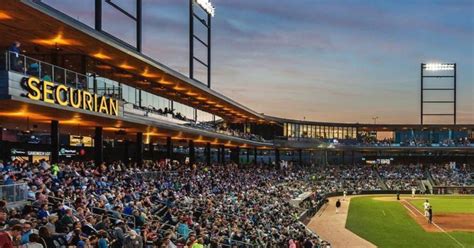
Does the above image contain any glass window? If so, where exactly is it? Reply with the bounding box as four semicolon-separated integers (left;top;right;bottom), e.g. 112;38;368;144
197;110;214;123
173;101;195;121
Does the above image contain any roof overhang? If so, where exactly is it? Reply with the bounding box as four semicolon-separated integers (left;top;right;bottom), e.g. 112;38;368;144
0;0;267;123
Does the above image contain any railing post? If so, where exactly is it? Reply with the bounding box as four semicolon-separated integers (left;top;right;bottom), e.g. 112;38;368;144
4;51;8;71
52;65;55;83
38;59;42;79
23;54;26;74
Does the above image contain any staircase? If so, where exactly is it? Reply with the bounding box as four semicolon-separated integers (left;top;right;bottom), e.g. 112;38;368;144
373;167;388;190
421;180;433;194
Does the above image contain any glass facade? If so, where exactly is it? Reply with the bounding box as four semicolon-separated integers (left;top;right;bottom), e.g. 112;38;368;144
140;91;170;111
197;109;214;123
173;101;195;120
283;123;358;140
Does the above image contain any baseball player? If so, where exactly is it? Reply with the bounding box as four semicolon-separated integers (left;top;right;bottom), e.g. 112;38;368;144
336;199;341;214
423;199;430;217
411;187;416;198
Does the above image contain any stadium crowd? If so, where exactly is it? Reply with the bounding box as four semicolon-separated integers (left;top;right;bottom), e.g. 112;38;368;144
429;164;473;186
309;165;382;194
0;158;472;248
376;164;425;190
0;160;326;248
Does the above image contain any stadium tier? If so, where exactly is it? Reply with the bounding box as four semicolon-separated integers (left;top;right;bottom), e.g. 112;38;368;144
0;1;472;167
0;1;473;248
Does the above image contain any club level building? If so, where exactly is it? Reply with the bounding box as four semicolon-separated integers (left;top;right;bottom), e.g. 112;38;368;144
0;0;473;166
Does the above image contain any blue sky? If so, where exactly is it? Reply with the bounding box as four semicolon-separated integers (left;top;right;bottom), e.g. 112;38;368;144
44;0;473;124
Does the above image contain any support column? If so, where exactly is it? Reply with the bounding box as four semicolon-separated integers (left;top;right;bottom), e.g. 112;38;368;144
205;142;211;165
94;126;103;165
188;140;195;164
351;150;355;165
246;148;250;164
51;120;59;164
135;132;143;166
254;147;257;165
166;137;173;160
122;140;129;163
324;150;328;166
217;146;221;164
234;146;240;164
275;148;280;167
220;145;225;164
298;149;303;167
149;142;154;162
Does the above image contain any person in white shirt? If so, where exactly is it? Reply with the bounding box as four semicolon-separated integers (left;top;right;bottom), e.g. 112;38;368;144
423;200;430;217
411;187;416;198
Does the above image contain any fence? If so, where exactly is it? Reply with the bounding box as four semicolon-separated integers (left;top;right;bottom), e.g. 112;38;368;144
0;183;29;203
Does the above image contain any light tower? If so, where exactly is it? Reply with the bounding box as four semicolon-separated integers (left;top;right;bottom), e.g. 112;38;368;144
420;63;456;125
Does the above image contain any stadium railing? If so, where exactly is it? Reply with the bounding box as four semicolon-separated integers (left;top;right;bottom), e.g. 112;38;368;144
2;51;122;99
0;183;28;203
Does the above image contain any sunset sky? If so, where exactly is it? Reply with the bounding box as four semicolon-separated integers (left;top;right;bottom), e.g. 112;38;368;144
44;0;474;124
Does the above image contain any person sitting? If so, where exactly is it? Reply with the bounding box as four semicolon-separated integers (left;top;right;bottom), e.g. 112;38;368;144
37;204;50;220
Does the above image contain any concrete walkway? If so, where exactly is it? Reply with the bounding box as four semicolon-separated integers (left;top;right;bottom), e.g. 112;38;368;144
307;196;377;248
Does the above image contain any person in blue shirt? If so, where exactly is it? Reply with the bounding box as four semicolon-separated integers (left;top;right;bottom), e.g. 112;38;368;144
8;41;21;72
123;203;134;216
98;230;109;248
20;221;33;245
37;204;50;220
177;220;190;240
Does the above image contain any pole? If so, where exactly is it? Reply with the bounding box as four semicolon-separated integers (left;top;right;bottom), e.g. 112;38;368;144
207;13;211;88
189;0;194;79
136;0;142;52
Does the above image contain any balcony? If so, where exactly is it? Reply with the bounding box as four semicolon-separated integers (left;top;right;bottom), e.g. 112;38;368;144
1;51;122;99
0;51;271;145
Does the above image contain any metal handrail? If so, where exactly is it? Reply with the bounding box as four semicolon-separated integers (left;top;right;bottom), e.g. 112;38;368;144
0;183;29;203
4;50;122;99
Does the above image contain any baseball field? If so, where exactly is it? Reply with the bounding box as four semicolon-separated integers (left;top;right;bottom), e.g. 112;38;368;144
345;195;474;248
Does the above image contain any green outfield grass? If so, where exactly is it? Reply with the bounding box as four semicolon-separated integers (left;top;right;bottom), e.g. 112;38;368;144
410;196;474;214
346;195;474;248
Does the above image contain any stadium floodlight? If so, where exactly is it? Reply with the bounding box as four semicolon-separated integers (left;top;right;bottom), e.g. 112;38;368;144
196;0;215;17
424;63;455;71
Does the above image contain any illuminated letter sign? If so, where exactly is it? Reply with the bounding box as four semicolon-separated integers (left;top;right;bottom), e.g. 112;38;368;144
24;77;119;116
195;0;215;17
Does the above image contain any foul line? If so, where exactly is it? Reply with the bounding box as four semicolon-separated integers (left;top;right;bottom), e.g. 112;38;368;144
402;200;464;248
402;202;416;216
318;202;329;217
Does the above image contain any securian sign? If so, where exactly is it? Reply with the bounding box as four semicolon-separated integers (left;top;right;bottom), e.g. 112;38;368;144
24;77;119;116
195;0;215;17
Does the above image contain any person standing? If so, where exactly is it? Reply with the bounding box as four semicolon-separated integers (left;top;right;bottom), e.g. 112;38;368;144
396;191;400;201
335;199;341;214
423;200;430;217
8;41;21;72
428;206;433;224
411;187;416;198
343;190;347;201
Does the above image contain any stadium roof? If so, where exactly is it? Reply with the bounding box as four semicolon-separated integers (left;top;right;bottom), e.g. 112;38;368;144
0;0;268;123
